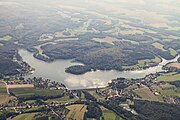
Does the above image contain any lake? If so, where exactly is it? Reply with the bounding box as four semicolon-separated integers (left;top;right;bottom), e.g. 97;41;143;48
18;49;179;89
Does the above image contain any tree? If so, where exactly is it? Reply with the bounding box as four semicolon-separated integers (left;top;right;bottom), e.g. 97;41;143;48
0;73;3;79
86;102;102;119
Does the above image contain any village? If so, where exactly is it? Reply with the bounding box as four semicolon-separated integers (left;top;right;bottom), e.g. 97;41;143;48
0;61;179;119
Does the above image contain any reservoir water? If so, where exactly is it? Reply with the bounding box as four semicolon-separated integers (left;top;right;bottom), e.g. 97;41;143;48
18;49;179;89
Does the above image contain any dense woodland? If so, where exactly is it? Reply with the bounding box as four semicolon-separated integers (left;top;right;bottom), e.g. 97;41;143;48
132;100;180;120
0;1;180;120
0;0;179;76
84;102;102;119
0;0;179;75
43;40;175;74
0;43;22;76
170;81;180;87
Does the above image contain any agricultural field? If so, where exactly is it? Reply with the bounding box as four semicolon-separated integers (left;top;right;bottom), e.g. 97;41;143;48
0;81;7;94
160;83;176;89
45;95;78;104
24;100;36;104
157;72;180;82
167;62;180;69
7;113;37;120
0;35;12;41
168;48;177;56
54;38;79;42
7;84;34;89
122;56;161;69
152;42;177;56
66;104;87;120
133;87;159;101
24;106;43;113
100;106;122;120
0;81;10;104
38;34;53;41
138;57;161;65
153;83;180;97
0;94;10;105
101;110;122;120
159;88;180;97
0;0;180;119
152;42;166;51
9;87;63;98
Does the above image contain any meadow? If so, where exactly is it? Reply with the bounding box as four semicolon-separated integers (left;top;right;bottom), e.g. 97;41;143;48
66;104;87;120
45;95;78;104
9;88;63;98
133;87;159;101
0;81;10;104
0;35;12;41
100;106;123;120
7;113;37;120
157;72;180;82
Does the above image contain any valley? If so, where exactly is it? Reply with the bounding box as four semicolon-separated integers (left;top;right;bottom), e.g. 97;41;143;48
0;0;180;120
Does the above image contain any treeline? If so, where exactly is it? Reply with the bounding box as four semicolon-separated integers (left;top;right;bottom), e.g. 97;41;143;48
65;65;91;75
83;91;97;102
132;100;180;120
0;43;22;76
84;102;102;119
170;81;180;87
99;100;141;120
0;111;18;120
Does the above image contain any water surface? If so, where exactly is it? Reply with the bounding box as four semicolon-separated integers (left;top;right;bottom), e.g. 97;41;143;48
19;49;179;89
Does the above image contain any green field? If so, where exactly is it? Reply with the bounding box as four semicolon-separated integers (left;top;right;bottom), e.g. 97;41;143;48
24;106;42;113
138;56;161;66
101;110;122;120
66;104;87;120
159;88;180;97
122;56;161;69
38;34;53;41
0;35;12;41
46;95;78;103
156;83;180;97
157;72;180;82
0;81;10;104
7;113;37;120
152;42;166;51
152;83;180;98
99;106;123;120
0;81;7;94
9;88;63;98
133;87;159;101
168;48;177;56
25;100;36;104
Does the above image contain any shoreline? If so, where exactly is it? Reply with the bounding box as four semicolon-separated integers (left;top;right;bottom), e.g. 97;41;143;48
24;55;179;76
18;46;179;75
15;49;179;89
